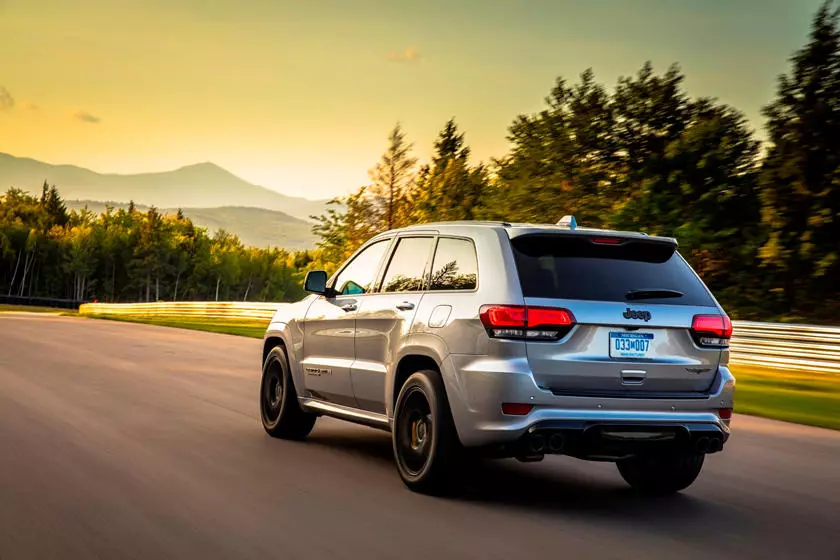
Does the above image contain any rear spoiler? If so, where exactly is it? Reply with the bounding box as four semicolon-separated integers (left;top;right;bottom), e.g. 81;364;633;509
506;228;678;248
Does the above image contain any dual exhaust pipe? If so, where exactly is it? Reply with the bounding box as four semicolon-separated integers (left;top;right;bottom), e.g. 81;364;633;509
526;432;722;456
528;433;566;455
695;436;723;453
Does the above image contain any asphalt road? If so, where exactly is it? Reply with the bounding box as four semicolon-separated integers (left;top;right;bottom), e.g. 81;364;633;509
0;314;838;560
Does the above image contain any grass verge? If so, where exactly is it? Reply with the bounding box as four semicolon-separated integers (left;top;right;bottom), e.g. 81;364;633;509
78;313;840;431
729;365;840;431
84;314;268;338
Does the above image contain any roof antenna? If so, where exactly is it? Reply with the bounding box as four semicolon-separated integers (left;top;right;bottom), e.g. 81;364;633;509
557;215;577;230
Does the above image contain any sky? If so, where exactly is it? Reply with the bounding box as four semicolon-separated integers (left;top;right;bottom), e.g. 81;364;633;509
0;0;825;200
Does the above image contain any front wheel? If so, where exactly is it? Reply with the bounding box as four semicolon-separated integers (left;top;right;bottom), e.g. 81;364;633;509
260;346;316;440
392;370;461;494
617;452;705;494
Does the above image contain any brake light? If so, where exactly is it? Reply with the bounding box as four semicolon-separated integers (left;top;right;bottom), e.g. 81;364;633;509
479;305;526;328
526;307;574;327
591;237;623;245
479;305;575;341
691;314;732;347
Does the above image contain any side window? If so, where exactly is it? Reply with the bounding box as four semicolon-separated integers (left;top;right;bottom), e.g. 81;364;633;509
430;237;478;291
380;237;435;293
332;239;390;295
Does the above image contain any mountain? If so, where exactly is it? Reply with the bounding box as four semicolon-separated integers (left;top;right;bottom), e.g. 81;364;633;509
0;152;331;221
65;200;318;251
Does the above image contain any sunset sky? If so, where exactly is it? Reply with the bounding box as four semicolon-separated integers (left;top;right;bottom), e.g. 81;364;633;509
0;0;823;200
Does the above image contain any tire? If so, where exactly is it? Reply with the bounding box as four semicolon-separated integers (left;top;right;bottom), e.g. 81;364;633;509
617;452;705;495
392;370;461;495
260;346;316;440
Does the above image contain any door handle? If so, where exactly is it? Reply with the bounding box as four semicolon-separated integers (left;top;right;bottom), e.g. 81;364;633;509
340;303;357;312
396;302;415;311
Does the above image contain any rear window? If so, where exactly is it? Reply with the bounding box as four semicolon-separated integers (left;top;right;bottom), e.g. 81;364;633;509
510;234;715;306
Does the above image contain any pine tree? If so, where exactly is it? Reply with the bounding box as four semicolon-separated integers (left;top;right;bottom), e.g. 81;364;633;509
759;0;840;315
411;119;486;223
492;69;618;225
368;123;417;231
44;185;69;227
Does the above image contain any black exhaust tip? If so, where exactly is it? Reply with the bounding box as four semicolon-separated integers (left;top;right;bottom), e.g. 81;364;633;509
529;434;546;454
708;438;722;453
695;437;710;453
548;433;565;453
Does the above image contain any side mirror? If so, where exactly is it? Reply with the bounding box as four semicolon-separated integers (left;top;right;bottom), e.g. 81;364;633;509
304;270;329;295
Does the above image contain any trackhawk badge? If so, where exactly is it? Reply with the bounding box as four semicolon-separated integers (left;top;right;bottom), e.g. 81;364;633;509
623;308;652;322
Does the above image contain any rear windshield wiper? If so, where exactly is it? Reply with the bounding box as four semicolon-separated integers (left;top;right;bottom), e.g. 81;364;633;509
625;289;685;300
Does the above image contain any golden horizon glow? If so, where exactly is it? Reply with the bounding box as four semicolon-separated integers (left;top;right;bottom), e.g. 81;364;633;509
0;0;823;200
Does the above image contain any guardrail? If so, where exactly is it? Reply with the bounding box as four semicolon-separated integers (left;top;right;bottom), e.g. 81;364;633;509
729;321;840;374
79;302;840;373
79;301;280;321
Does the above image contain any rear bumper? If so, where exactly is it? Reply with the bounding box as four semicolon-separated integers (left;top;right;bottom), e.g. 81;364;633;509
500;420;727;461
439;354;735;449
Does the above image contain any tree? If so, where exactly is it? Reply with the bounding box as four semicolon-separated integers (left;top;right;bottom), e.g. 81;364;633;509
491;64;762;315
410;119;488;222
491;69;618;225
368;123;417;230
312;187;382;265
758;0;840;316
63;225;98;300
210;229;242;301
608;68;762;265
40;182;69;227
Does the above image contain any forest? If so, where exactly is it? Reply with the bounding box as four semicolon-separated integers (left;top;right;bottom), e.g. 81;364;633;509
0;186;310;304
1;3;839;323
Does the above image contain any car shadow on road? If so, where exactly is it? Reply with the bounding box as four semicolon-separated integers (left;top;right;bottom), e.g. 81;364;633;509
305;427;740;531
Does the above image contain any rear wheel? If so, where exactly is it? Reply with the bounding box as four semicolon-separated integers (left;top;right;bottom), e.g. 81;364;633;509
260;346;316;440
392;370;461;494
617;452;705;494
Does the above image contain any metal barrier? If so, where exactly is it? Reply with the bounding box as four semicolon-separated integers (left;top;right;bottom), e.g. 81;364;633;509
79;301;280;321
730;321;840;373
78;302;840;373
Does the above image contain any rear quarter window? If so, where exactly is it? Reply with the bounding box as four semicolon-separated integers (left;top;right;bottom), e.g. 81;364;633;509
511;234;715;306
429;237;478;291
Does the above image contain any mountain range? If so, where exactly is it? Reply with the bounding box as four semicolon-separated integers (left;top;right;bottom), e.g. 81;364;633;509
64;200;317;251
0;152;332;250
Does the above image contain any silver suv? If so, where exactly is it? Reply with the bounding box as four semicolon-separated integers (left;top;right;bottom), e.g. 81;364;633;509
260;218;735;494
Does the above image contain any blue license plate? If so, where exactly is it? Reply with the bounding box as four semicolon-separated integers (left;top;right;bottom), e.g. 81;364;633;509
609;332;654;358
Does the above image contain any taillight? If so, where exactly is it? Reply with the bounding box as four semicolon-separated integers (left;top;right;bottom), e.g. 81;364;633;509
691;314;732;347
479;305;575;341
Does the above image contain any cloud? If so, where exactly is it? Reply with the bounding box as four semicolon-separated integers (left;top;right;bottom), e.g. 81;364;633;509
387;47;421;63
0;86;14;111
22;101;38;111
73;110;101;124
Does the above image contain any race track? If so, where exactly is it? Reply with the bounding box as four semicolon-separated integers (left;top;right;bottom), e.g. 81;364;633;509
0;314;837;559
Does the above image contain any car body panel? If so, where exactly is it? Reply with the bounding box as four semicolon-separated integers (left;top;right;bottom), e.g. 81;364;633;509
299;294;360;407
353;292;426;413
521;298;723;395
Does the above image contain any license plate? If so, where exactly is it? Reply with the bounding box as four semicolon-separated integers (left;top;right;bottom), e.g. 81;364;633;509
609;332;654;358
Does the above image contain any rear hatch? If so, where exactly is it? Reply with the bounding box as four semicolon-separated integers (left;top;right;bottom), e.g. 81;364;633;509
509;232;727;397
